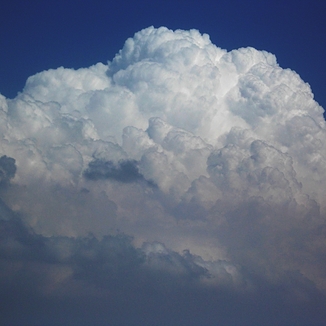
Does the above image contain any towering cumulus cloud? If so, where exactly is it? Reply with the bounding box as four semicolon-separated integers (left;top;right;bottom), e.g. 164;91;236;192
1;27;326;325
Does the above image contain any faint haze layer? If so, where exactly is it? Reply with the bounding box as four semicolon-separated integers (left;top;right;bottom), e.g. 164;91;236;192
1;27;326;326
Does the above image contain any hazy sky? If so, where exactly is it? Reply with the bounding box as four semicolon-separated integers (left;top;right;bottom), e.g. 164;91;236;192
1;1;326;326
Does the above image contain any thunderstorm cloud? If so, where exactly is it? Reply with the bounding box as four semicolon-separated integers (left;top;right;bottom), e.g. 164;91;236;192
1;26;326;325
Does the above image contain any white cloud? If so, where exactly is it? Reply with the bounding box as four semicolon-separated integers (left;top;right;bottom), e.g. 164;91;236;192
1;26;326;317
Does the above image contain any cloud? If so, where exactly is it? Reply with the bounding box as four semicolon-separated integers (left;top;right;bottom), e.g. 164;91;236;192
0;155;16;186
1;210;326;326
84;158;145;183
0;26;326;325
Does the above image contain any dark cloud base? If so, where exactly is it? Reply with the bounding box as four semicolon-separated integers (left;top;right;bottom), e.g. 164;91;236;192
1;206;326;326
84;159;144;183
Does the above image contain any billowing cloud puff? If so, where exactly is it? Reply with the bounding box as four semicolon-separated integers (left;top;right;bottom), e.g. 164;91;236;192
1;26;326;325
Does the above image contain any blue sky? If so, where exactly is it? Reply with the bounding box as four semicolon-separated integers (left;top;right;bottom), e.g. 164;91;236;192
1;1;326;326
1;0;325;109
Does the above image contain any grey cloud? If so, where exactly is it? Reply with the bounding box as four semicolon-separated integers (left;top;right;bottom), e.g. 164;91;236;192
0;155;16;186
1;212;326;326
84;158;145;183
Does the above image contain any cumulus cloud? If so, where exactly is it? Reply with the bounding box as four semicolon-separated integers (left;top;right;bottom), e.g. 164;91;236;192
0;26;326;325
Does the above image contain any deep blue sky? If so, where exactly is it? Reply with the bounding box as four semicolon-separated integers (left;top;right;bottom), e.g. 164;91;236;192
1;0;325;111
